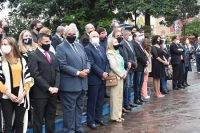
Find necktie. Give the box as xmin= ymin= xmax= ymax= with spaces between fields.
xmin=72 ymin=44 xmax=79 ymax=54
xmin=44 ymin=51 xmax=51 ymax=63
xmin=96 ymin=45 xmax=103 ymax=59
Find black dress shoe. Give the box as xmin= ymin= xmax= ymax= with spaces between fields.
xmin=124 ymin=106 xmax=132 ymax=111
xmin=185 ymin=82 xmax=190 ymax=86
xmin=162 ymin=91 xmax=169 ymax=94
xmin=173 ymin=87 xmax=180 ymax=90
xmin=87 ymin=123 xmax=97 ymax=130
xmin=134 ymin=100 xmax=143 ymax=105
xmin=177 ymin=85 xmax=184 ymax=88
xmin=129 ymin=103 xmax=138 ymax=108
xmin=139 ymin=98 xmax=145 ymax=102
xmin=95 ymin=120 xmax=107 ymax=126
xmin=76 ymin=131 xmax=88 ymax=133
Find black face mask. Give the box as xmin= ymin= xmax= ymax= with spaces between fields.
xmin=41 ymin=43 xmax=50 ymax=51
xmin=23 ymin=38 xmax=32 ymax=45
xmin=113 ymin=44 xmax=120 ymax=50
xmin=3 ymin=26 xmax=9 ymax=34
xmin=67 ymin=35 xmax=76 ymax=44
xmin=131 ymin=32 xmax=135 ymax=35
xmin=0 ymin=34 xmax=3 ymax=40
xmin=36 ymin=27 xmax=42 ymax=32
xmin=116 ymin=36 xmax=123 ymax=43
xmin=157 ymin=40 xmax=161 ymax=44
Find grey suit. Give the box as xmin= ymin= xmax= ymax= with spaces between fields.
xmin=56 ymin=40 xmax=90 ymax=133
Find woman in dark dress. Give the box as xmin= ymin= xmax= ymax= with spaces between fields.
xmin=151 ymin=35 xmax=168 ymax=98
xmin=182 ymin=37 xmax=194 ymax=86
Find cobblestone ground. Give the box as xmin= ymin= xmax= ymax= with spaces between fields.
xmin=88 ymin=70 xmax=200 ymax=133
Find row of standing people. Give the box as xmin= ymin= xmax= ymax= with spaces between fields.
xmin=0 ymin=19 xmax=195 ymax=133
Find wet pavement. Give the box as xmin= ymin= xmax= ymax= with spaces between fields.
xmin=87 ymin=70 xmax=200 ymax=133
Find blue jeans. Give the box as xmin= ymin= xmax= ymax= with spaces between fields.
xmin=123 ymin=72 xmax=134 ymax=107
xmin=196 ymin=54 xmax=200 ymax=72
xmin=160 ymin=77 xmax=168 ymax=92
xmin=134 ymin=71 xmax=144 ymax=102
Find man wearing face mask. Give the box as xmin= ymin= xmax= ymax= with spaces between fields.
xmin=170 ymin=36 xmax=184 ymax=90
xmin=56 ymin=26 xmax=90 ymax=133
xmin=133 ymin=32 xmax=148 ymax=105
xmin=97 ymin=27 xmax=108 ymax=50
xmin=51 ymin=26 xmax=65 ymax=50
xmin=120 ymin=30 xmax=137 ymax=111
xmin=30 ymin=20 xmax=43 ymax=43
xmin=28 ymin=33 xmax=60 ymax=133
xmin=85 ymin=31 xmax=110 ymax=129
xmin=80 ymin=23 xmax=95 ymax=47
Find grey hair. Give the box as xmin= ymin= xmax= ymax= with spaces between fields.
xmin=56 ymin=26 xmax=65 ymax=33
xmin=85 ymin=23 xmax=94 ymax=30
xmin=64 ymin=25 xmax=76 ymax=35
xmin=122 ymin=30 xmax=131 ymax=36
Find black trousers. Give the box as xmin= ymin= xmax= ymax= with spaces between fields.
xmin=87 ymin=84 xmax=105 ymax=124
xmin=172 ymin=64 xmax=180 ymax=89
xmin=1 ymin=99 xmax=26 ymax=133
xmin=0 ymin=101 xmax=3 ymax=132
xmin=32 ymin=96 xmax=57 ymax=133
xmin=177 ymin=61 xmax=185 ymax=85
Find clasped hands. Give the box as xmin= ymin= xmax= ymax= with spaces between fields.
xmin=48 ymin=87 xmax=59 ymax=94
xmin=6 ymin=90 xmax=26 ymax=103
xmin=79 ymin=69 xmax=90 ymax=78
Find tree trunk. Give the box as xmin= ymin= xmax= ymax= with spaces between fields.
xmin=145 ymin=13 xmax=150 ymax=26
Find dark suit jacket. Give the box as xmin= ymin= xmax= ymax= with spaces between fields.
xmin=119 ymin=44 xmax=129 ymax=70
xmin=51 ymin=34 xmax=63 ymax=50
xmin=28 ymin=48 xmax=60 ymax=99
xmin=121 ymin=40 xmax=137 ymax=70
xmin=56 ymin=40 xmax=90 ymax=92
xmin=80 ymin=32 xmax=90 ymax=47
xmin=170 ymin=43 xmax=184 ymax=65
xmin=31 ymin=31 xmax=38 ymax=43
xmin=133 ymin=41 xmax=148 ymax=72
xmin=85 ymin=43 xmax=110 ymax=85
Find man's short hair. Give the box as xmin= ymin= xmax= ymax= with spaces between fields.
xmin=30 ymin=20 xmax=41 ymax=30
xmin=38 ymin=33 xmax=50 ymax=42
xmin=171 ymin=36 xmax=177 ymax=42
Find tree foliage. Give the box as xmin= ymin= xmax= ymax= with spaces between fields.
xmin=182 ymin=19 xmax=200 ymax=36
xmin=0 ymin=0 xmax=199 ymax=36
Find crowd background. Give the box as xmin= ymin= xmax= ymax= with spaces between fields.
xmin=0 ymin=19 xmax=198 ymax=133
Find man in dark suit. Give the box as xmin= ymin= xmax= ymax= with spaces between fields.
xmin=133 ymin=32 xmax=148 ymax=105
xmin=51 ymin=26 xmax=65 ymax=50
xmin=80 ymin=23 xmax=95 ymax=47
xmin=170 ymin=36 xmax=184 ymax=90
xmin=56 ymin=26 xmax=90 ymax=133
xmin=28 ymin=33 xmax=60 ymax=133
xmin=85 ymin=31 xmax=110 ymax=130
xmin=120 ymin=30 xmax=137 ymax=110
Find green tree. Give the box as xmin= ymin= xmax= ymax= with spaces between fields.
xmin=182 ymin=19 xmax=200 ymax=36
xmin=1 ymin=0 xmax=200 ymax=36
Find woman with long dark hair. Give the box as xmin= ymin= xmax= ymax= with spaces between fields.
xmin=151 ymin=35 xmax=168 ymax=98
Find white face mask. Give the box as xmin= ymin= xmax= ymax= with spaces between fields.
xmin=176 ymin=40 xmax=180 ymax=44
xmin=138 ymin=36 xmax=144 ymax=43
xmin=128 ymin=35 xmax=133 ymax=42
xmin=91 ymin=37 xmax=100 ymax=45
xmin=1 ymin=45 xmax=12 ymax=54
xmin=185 ymin=40 xmax=190 ymax=44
